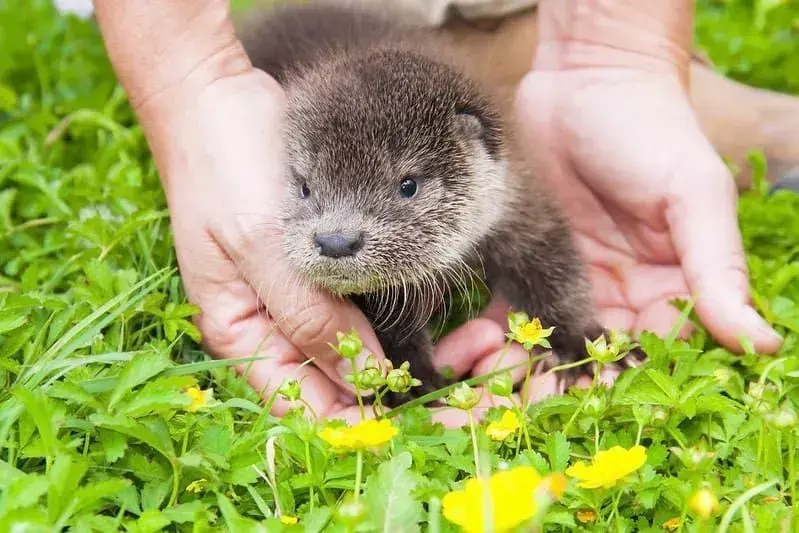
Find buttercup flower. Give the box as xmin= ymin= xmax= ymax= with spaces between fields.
xmin=318 ymin=419 xmax=398 ymax=451
xmin=280 ymin=516 xmax=298 ymax=525
xmin=507 ymin=313 xmax=554 ymax=350
xmin=485 ymin=411 xmax=521 ymax=441
xmin=443 ymin=467 xmax=532 ymax=533
xmin=576 ymin=510 xmax=596 ymax=524
xmin=543 ymin=473 xmax=567 ymax=499
xmin=662 ymin=517 xmax=681 ymax=531
xmin=442 ymin=466 xmax=564 ymax=533
xmin=185 ymin=386 xmax=213 ymax=412
xmin=565 ymin=445 xmax=647 ymax=489
xmin=689 ymin=488 xmax=719 ymax=519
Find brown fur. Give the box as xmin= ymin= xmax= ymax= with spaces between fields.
xmin=239 ymin=2 xmax=610 ymax=404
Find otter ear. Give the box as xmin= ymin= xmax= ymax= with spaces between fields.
xmin=453 ymin=109 xmax=484 ymax=140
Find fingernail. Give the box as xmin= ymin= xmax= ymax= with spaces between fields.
xmin=743 ymin=306 xmax=782 ymax=345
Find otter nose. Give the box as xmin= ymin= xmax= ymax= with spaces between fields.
xmin=315 ymin=232 xmax=364 ymax=258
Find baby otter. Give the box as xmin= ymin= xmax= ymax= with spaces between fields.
xmin=239 ymin=1 xmax=613 ymax=402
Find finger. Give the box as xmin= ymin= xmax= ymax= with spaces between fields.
xmin=667 ymin=161 xmax=782 ymax=353
xmin=471 ymin=343 xmax=531 ymax=384
xmin=634 ymin=299 xmax=694 ymax=339
xmin=193 ymin=284 xmax=362 ymax=417
xmin=480 ymin=296 xmax=511 ymax=326
xmin=433 ymin=318 xmax=514 ymax=378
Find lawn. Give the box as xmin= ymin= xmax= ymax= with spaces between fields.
xmin=1 ymin=0 xmax=799 ymax=531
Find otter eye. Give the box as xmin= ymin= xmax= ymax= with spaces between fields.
xmin=300 ymin=182 xmax=310 ymax=199
xmin=399 ymin=178 xmax=418 ymax=198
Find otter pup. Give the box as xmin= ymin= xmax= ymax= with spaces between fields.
xmin=239 ymin=2 xmax=612 ymax=402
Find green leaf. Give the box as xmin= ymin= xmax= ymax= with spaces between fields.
xmin=362 ymin=452 xmax=423 ymax=532
xmin=108 ymin=350 xmax=170 ymax=410
xmin=2 ymin=473 xmax=48 ymax=512
xmin=644 ymin=369 xmax=679 ymax=403
xmin=545 ymin=432 xmax=571 ymax=472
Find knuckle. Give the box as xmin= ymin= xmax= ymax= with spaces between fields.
xmin=283 ymin=302 xmax=340 ymax=352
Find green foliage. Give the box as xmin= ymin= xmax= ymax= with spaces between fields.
xmin=2 ymin=0 xmax=799 ymax=531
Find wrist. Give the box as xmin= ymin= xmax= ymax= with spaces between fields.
xmin=93 ymin=1 xmax=253 ymax=119
xmin=535 ymin=0 xmax=692 ymax=83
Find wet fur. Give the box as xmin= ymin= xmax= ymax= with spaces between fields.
xmin=240 ymin=2 xmax=616 ymax=405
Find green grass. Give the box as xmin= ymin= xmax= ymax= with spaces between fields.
xmin=2 ymin=0 xmax=799 ymax=531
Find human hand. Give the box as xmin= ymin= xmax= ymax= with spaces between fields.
xmin=514 ymin=57 xmax=783 ymax=356
xmin=139 ymin=66 xmax=524 ymax=424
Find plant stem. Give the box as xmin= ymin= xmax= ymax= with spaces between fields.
xmin=790 ymin=431 xmax=797 ymax=528
xmin=595 ymin=422 xmax=600 ymax=454
xmin=756 ymin=422 xmax=765 ymax=482
xmin=606 ymin=490 xmax=624 ymax=531
xmin=510 ymin=395 xmax=532 ymax=452
xmin=305 ymin=441 xmax=315 ymax=512
xmin=351 ymin=361 xmax=366 ymax=420
xmin=300 ymin=398 xmax=319 ymax=420
xmin=467 ymin=410 xmax=482 ymax=476
xmin=354 ymin=450 xmax=364 ymax=504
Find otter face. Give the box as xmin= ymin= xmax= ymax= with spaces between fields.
xmin=279 ymin=48 xmax=508 ymax=295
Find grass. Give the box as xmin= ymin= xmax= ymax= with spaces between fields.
xmin=1 ymin=0 xmax=799 ymax=531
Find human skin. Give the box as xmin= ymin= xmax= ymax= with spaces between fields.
xmin=91 ymin=0 xmax=781 ymax=419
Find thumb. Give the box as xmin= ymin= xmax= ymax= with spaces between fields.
xmin=216 ymin=215 xmax=386 ymax=393
xmin=666 ymin=160 xmax=782 ymax=353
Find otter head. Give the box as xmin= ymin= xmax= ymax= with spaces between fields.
xmin=279 ymin=47 xmax=508 ymax=295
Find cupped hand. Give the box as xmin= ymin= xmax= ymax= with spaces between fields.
xmin=143 ymin=70 xmax=390 ymax=421
xmin=144 ymin=68 xmax=525 ymax=425
xmin=514 ymin=65 xmax=783 ymax=354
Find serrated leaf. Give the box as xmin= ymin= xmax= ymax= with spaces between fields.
xmin=362 ymin=452 xmax=423 ymax=532
xmin=2 ymin=474 xmax=48 ymax=511
xmin=108 ymin=350 xmax=170 ymax=410
xmin=644 ymin=369 xmax=679 ymax=403
xmin=545 ymin=432 xmax=570 ymax=472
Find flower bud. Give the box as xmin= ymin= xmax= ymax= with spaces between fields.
xmin=748 ymin=382 xmax=765 ymax=401
xmin=446 ymin=383 xmax=480 ymax=410
xmin=489 ymin=372 xmax=514 ymax=398
xmin=689 ymin=488 xmax=719 ymax=520
xmin=766 ymin=404 xmax=798 ymax=429
xmin=386 ymin=365 xmax=421 ymax=393
xmin=584 ymin=395 xmax=607 ymax=418
xmin=358 ymin=366 xmax=385 ymax=390
xmin=713 ymin=368 xmax=731 ymax=385
xmin=584 ymin=335 xmax=618 ymax=364
xmin=277 ymin=379 xmax=302 ymax=402
xmin=333 ymin=329 xmax=363 ymax=360
xmin=336 ymin=497 xmax=366 ymax=525
xmin=651 ymin=407 xmax=669 ymax=427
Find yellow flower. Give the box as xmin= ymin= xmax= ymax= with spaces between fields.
xmin=485 ymin=411 xmax=521 ymax=441
xmin=565 ymin=445 xmax=647 ymax=489
xmin=318 ymin=419 xmax=398 ymax=451
xmin=185 ymin=479 xmax=207 ymax=493
xmin=689 ymin=488 xmax=719 ymax=520
xmin=576 ymin=509 xmax=596 ymax=524
xmin=662 ymin=517 xmax=681 ymax=531
xmin=508 ymin=314 xmax=555 ymax=351
xmin=185 ymin=386 xmax=213 ymax=412
xmin=442 ymin=467 xmax=563 ymax=533
xmin=543 ymin=473 xmax=567 ymax=499
xmin=280 ymin=516 xmax=299 ymax=525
